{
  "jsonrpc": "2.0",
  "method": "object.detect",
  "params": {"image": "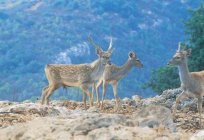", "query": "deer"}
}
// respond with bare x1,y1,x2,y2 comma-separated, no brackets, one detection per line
93,51,143,110
168,42,204,126
41,36,114,108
